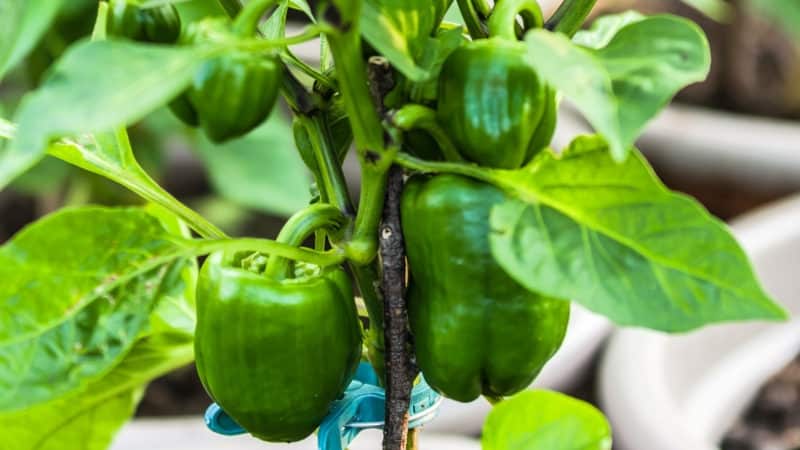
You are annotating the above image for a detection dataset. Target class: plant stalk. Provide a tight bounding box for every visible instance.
[545,0,598,37]
[380,165,417,450]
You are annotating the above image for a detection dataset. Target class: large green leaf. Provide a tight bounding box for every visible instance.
[482,390,612,450]
[406,27,464,103]
[524,14,710,161]
[0,260,180,412]
[0,313,194,450]
[0,389,144,450]
[360,0,437,81]
[174,0,227,24]
[0,0,68,79]
[11,120,226,239]
[0,207,196,410]
[0,207,186,344]
[488,135,786,332]
[572,11,646,50]
[0,206,197,450]
[195,112,311,217]
[0,40,211,190]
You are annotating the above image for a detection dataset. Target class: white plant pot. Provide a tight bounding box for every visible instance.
[560,103,800,191]
[599,194,800,450]
[111,418,481,450]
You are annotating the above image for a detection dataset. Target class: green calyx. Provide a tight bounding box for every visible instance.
[106,0,181,44]
[402,174,570,402]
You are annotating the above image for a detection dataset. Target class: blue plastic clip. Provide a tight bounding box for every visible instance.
[203,362,442,450]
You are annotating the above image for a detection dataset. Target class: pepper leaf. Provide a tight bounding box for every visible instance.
[407,27,465,103]
[0,205,197,449]
[0,207,197,410]
[0,40,211,190]
[360,0,437,81]
[572,11,646,50]
[482,390,612,450]
[0,321,195,450]
[194,112,311,217]
[488,135,787,332]
[0,0,68,80]
[523,14,710,161]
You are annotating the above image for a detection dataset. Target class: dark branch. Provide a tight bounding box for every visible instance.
[368,57,417,450]
[380,165,416,450]
[368,56,393,117]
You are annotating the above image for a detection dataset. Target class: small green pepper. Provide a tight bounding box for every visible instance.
[526,86,558,160]
[107,0,181,44]
[436,0,554,168]
[402,174,570,402]
[168,9,283,142]
[437,38,547,168]
[188,52,282,142]
[195,252,362,442]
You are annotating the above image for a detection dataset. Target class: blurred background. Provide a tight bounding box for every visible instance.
[1,1,799,449]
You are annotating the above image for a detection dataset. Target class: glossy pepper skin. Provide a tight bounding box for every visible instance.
[402,175,570,402]
[107,0,181,44]
[437,38,549,169]
[195,252,362,442]
[183,52,282,143]
[526,86,558,160]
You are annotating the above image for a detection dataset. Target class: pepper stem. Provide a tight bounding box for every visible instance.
[264,204,347,279]
[457,0,489,39]
[232,0,278,37]
[488,0,544,40]
[545,0,597,37]
[391,105,464,163]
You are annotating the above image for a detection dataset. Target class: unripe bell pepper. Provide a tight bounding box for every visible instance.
[167,14,283,142]
[402,174,570,402]
[194,252,362,442]
[526,86,558,161]
[107,0,181,44]
[187,52,282,143]
[437,38,549,169]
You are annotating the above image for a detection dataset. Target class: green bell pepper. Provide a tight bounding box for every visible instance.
[107,0,181,44]
[436,38,548,168]
[437,0,556,168]
[187,51,282,143]
[194,205,361,442]
[168,2,283,142]
[402,174,570,402]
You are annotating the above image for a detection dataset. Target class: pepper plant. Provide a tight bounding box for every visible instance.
[0,0,789,449]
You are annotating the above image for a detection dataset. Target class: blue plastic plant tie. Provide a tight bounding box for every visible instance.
[203,362,442,450]
[204,403,246,435]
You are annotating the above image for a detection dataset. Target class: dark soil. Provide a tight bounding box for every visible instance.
[721,354,800,450]
[135,364,211,416]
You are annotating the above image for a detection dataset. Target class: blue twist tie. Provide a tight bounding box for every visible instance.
[203,362,442,450]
